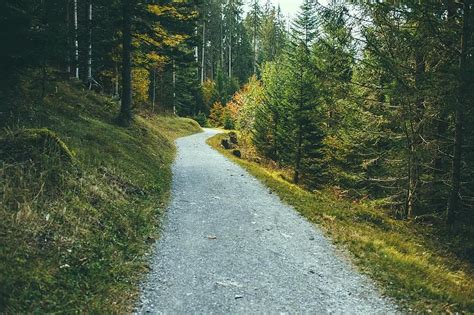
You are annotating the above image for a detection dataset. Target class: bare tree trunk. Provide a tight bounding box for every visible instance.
[220,4,224,69]
[448,0,471,224]
[228,22,232,78]
[201,20,206,84]
[118,0,133,126]
[74,0,79,79]
[66,0,71,75]
[229,43,232,78]
[448,111,464,223]
[114,63,119,97]
[87,1,92,88]
[404,122,415,219]
[252,0,258,74]
[152,68,156,113]
[404,50,426,219]
[173,59,176,115]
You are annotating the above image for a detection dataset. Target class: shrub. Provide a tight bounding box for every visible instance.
[209,101,224,127]
[193,112,208,127]
[223,113,235,130]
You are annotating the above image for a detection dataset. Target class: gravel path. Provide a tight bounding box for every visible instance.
[136,129,397,314]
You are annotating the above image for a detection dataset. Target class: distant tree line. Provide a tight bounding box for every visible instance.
[198,0,288,116]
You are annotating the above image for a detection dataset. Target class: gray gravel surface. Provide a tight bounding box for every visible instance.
[136,129,398,314]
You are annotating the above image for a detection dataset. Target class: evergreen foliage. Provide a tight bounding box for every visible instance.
[231,1,474,225]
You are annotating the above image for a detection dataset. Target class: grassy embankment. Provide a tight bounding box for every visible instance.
[208,132,474,313]
[0,81,201,312]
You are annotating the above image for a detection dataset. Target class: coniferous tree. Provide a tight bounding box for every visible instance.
[254,60,292,163]
[288,0,325,187]
[233,22,253,82]
[259,4,287,65]
[117,0,133,126]
[448,0,472,223]
[244,0,262,74]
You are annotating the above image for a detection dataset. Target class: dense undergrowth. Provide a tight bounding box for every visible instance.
[208,132,474,313]
[0,81,201,312]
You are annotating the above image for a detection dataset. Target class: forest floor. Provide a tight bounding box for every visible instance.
[207,132,474,313]
[136,129,397,313]
[0,81,201,312]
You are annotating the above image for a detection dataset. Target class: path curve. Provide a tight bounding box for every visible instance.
[136,129,397,314]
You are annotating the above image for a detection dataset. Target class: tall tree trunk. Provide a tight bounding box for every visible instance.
[228,23,232,78]
[220,4,224,69]
[74,0,79,79]
[201,20,206,84]
[41,66,47,98]
[118,0,133,126]
[294,63,304,185]
[272,110,279,161]
[152,68,156,112]
[432,117,449,211]
[405,50,426,218]
[448,111,463,224]
[87,1,92,88]
[66,0,71,75]
[404,122,416,219]
[252,0,258,74]
[294,123,303,184]
[448,0,471,224]
[114,63,119,97]
[173,59,176,115]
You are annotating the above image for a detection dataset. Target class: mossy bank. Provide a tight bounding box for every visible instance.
[0,81,201,312]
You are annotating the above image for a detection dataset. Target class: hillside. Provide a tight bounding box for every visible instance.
[208,132,474,313]
[0,81,201,312]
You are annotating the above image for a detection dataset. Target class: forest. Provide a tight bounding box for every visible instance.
[1,0,473,312]
[3,0,473,223]
[204,0,474,226]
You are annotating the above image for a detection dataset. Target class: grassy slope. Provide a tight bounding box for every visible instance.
[0,81,201,312]
[208,133,474,313]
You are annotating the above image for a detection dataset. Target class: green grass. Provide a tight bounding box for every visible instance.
[0,81,201,312]
[208,132,474,313]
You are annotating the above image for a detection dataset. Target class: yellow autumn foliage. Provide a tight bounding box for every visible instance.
[132,68,150,107]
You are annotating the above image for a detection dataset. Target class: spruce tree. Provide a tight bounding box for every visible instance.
[244,0,262,75]
[259,4,287,65]
[254,60,293,163]
[287,0,325,187]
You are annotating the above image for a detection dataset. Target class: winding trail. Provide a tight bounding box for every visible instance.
[136,129,397,314]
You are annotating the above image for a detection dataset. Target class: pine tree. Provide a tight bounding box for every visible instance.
[254,60,293,163]
[244,0,262,74]
[292,0,318,47]
[287,0,325,187]
[447,0,472,224]
[223,0,244,79]
[311,3,357,189]
[233,22,253,82]
[259,4,287,65]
